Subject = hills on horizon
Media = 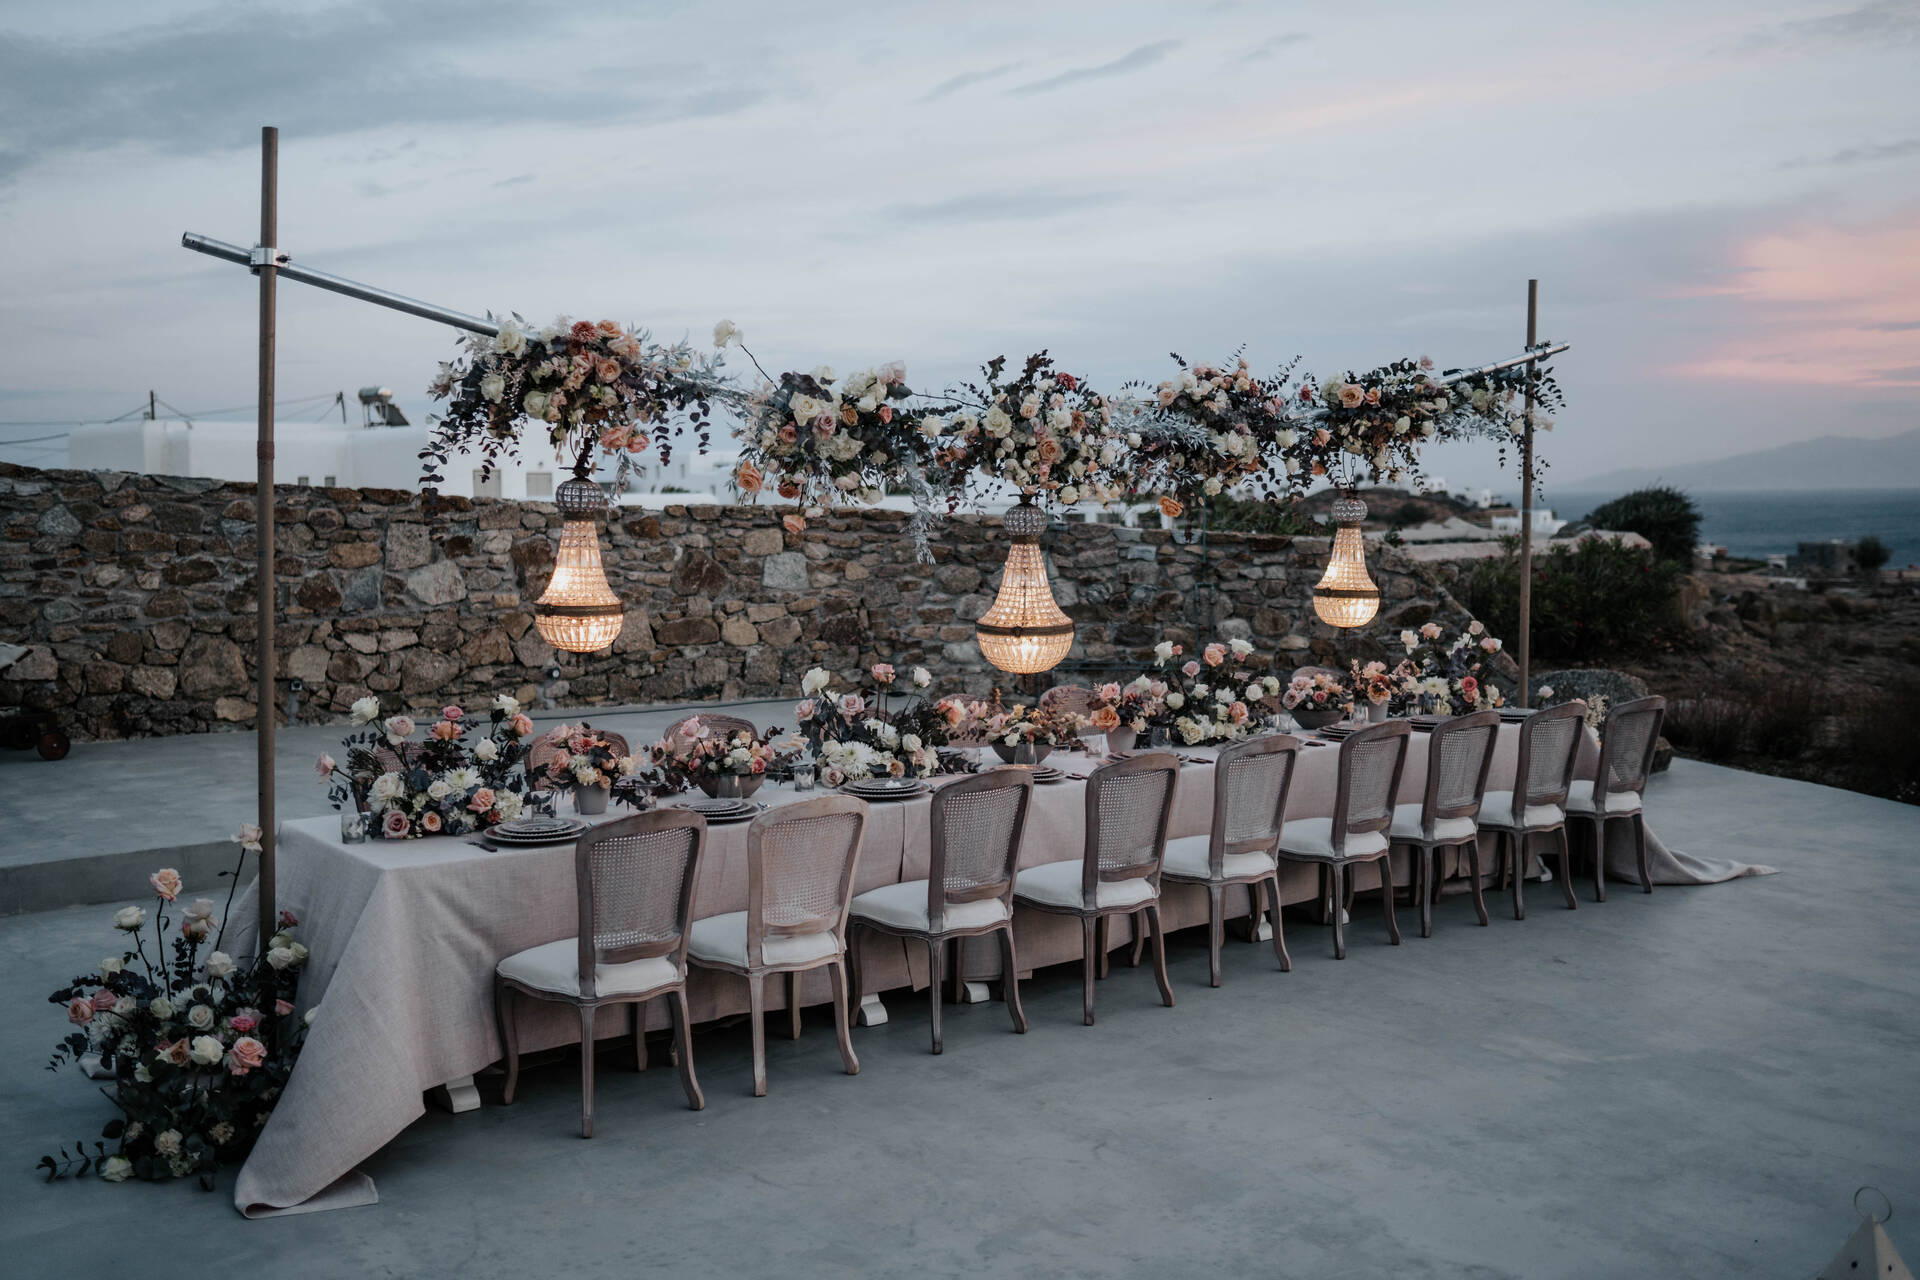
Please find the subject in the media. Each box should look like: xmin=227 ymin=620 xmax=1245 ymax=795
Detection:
xmin=1568 ymin=427 xmax=1920 ymax=493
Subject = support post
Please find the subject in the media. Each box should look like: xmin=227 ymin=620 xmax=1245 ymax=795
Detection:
xmin=1517 ymin=279 xmax=1537 ymax=708
xmin=255 ymin=126 xmax=279 ymax=941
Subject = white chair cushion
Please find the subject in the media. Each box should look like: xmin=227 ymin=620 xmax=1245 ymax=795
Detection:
xmin=496 ymin=937 xmax=680 ymax=999
xmin=1477 ymin=791 xmax=1565 ymax=830
xmin=686 ymin=911 xmax=841 ymax=969
xmin=849 ymin=879 xmax=1011 ymax=933
xmin=1160 ymin=834 xmax=1277 ymax=881
xmin=1013 ymin=859 xmax=1158 ymax=910
xmin=1565 ymin=779 xmax=1642 ymax=816
xmin=1388 ymin=804 xmax=1479 ymax=844
xmin=1277 ymin=817 xmax=1388 ymax=861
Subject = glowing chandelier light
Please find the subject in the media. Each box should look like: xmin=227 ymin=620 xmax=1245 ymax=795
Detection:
xmin=975 ymin=499 xmax=1075 ymax=675
xmin=533 ymin=466 xmax=625 ymax=653
xmin=1311 ymin=492 xmax=1381 ymax=629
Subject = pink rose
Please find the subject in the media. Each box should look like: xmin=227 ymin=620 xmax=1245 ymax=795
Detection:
xmin=546 ymin=726 xmax=572 ymax=746
xmin=838 ymin=693 xmax=864 ymax=717
xmin=315 ymin=753 xmax=336 ymax=778
xmin=870 ymin=663 xmax=895 ymax=685
xmin=227 ymin=1036 xmax=267 ymax=1076
xmin=1364 ymin=387 xmax=1381 ymax=407
xmin=1182 ymin=661 xmax=1202 ymax=678
xmin=383 ymin=715 xmax=415 ymax=740
xmin=382 ymin=810 xmax=411 ymax=839
xmin=469 ymin=788 xmax=496 ymax=813
xmin=1311 ymin=690 xmax=1327 ymax=704
xmin=149 ymin=868 xmax=182 ymax=901
xmin=229 ymin=1011 xmax=260 ymax=1034
xmin=1098 ymin=682 xmax=1121 ymax=701
xmin=68 ymin=996 xmax=94 ymax=1026
xmin=1460 ymin=676 xmax=1478 ymax=699
xmin=441 ymin=706 xmax=463 ymax=721
xmin=1229 ymin=701 xmax=1249 ymax=723
xmin=1203 ymin=644 xmax=1226 ymax=667
xmin=278 ymin=909 xmax=299 ymax=928
xmin=794 ymin=699 xmax=816 ymax=721
xmin=275 ymin=999 xmax=294 ymax=1017
xmin=749 ymin=757 xmax=767 ymax=774
xmin=92 ymin=988 xmax=118 ymax=1012
xmin=420 ymin=811 xmax=443 ymax=833
xmin=510 ymin=714 xmax=534 ymax=737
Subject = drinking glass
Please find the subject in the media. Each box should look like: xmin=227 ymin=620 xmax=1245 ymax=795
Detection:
xmin=340 ymin=809 xmax=368 ymax=844
xmin=792 ymin=761 xmax=817 ymax=792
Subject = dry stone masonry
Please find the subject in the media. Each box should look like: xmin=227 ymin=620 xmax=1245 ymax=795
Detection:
xmin=0 ymin=462 xmax=1494 ymax=740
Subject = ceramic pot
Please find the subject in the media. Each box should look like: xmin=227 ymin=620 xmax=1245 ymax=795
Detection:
xmin=699 ymin=773 xmax=765 ymax=800
xmin=992 ymin=742 xmax=1055 ymax=767
xmin=1105 ymin=727 xmax=1138 ymax=755
xmin=1290 ymin=704 xmax=1345 ymax=731
xmin=573 ymin=784 xmax=609 ymax=816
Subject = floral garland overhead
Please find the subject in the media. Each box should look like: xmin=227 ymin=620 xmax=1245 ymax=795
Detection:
xmin=417 ymin=314 xmax=1563 ymax=523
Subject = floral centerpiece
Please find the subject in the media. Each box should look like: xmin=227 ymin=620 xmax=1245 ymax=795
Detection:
xmin=974 ymin=693 xmax=1081 ymax=763
xmin=649 ymin=719 xmax=798 ymax=799
xmin=1132 ymin=637 xmax=1273 ymax=745
xmin=42 ymin=828 xmax=313 ymax=1187
xmin=1281 ymin=671 xmax=1353 ymax=729
xmin=929 ymin=353 xmax=1127 ymax=511
xmin=1127 ymin=352 xmax=1301 ymax=516
xmin=531 ymin=722 xmax=644 ymax=812
xmin=732 ymin=359 xmax=929 ymax=535
xmin=419 ymin=315 xmax=735 ymax=496
xmin=320 ymin=694 xmax=535 ymax=837
xmin=1386 ymin=621 xmax=1509 ymax=715
xmin=794 ymin=663 xmax=958 ymax=782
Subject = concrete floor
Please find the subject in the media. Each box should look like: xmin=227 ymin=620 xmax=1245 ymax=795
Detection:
xmin=1 ymin=759 xmax=1915 ymax=1278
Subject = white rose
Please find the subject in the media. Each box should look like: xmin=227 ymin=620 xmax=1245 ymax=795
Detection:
xmin=1166 ymin=692 xmax=1186 ymax=710
xmin=371 ymin=773 xmax=406 ymax=805
xmin=203 ymin=950 xmax=234 ymax=979
xmin=113 ymin=906 xmax=144 ymax=932
xmin=801 ymin=667 xmax=831 ymax=696
xmin=984 ymin=406 xmax=1013 ymax=437
xmin=495 ymin=791 xmax=523 ymax=820
xmin=427 ymin=779 xmax=452 ymax=801
xmin=1468 ymin=620 xmax=1484 ymax=635
xmin=267 ymin=946 xmax=297 ymax=970
xmin=713 ymin=318 xmax=741 ymax=348
xmin=474 ymin=738 xmax=499 ymax=762
xmin=187 ymin=1004 xmax=216 ymax=1031
xmin=1153 ymin=641 xmax=1175 ymax=663
xmin=149 ymin=996 xmax=175 ymax=1020
xmin=910 ymin=666 xmax=931 ymax=688
xmin=114 ymin=996 xmax=137 ymax=1016
xmin=99 ymin=956 xmax=124 ymax=977
xmin=189 ymin=1035 xmax=224 ymax=1065
xmin=479 ymin=372 xmax=506 ymax=404
xmin=350 ymin=695 xmax=381 ymax=724
xmin=100 ymin=1156 xmax=133 ymax=1182
xmin=1230 ymin=638 xmax=1254 ymax=657
xmin=1246 ymin=684 xmax=1264 ymax=701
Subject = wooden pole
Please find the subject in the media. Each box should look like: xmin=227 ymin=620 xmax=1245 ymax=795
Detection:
xmin=1517 ymin=279 xmax=1537 ymax=708
xmin=255 ymin=126 xmax=279 ymax=941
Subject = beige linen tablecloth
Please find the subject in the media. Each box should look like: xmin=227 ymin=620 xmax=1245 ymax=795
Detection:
xmin=228 ymin=722 xmax=1763 ymax=1215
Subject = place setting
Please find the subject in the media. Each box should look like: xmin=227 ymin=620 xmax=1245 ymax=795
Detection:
xmin=663 ymin=795 xmax=767 ymax=824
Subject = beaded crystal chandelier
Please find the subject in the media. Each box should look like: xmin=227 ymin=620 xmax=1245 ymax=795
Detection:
xmin=975 ymin=500 xmax=1074 ymax=675
xmin=1311 ymin=492 xmax=1380 ymax=629
xmin=533 ymin=466 xmax=624 ymax=653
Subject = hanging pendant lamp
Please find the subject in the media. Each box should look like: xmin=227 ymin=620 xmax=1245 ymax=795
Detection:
xmin=1311 ymin=491 xmax=1380 ymax=629
xmin=975 ymin=499 xmax=1074 ymax=675
xmin=533 ymin=461 xmax=624 ymax=653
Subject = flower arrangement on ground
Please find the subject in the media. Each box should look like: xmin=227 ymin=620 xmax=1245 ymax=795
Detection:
xmin=420 ymin=314 xmax=734 ymax=496
xmin=929 ymin=353 xmax=1126 ymax=510
xmin=1127 ymin=352 xmax=1301 ymax=516
xmin=793 ymin=664 xmax=957 ymax=781
xmin=320 ymin=694 xmax=534 ymax=837
xmin=1387 ymin=621 xmax=1509 ymax=715
xmin=42 ymin=828 xmax=313 ymax=1188
xmin=733 ymin=360 xmax=928 ymax=534
xmin=650 ymin=719 xmax=799 ymax=794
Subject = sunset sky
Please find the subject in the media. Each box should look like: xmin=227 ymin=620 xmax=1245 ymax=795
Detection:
xmin=1 ymin=0 xmax=1916 ymax=494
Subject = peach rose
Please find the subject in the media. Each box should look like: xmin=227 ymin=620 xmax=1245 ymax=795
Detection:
xmin=149 ymin=868 xmax=183 ymax=901
xmin=227 ymin=1036 xmax=267 ymax=1075
xmin=736 ymin=461 xmax=764 ymax=493
xmin=1159 ymin=495 xmax=1184 ymax=519
xmin=1203 ymin=643 xmax=1226 ymax=667
xmin=783 ymin=513 xmax=807 ymax=535
xmin=67 ymin=996 xmax=93 ymax=1025
xmin=420 ymin=811 xmax=443 ymax=833
xmin=430 ymin=720 xmax=460 ymax=741
xmin=509 ymin=714 xmax=534 ymax=737
xmin=777 ymin=478 xmax=801 ymax=499
xmin=1338 ymin=384 xmax=1366 ymax=409
xmin=469 ymin=788 xmax=496 ymax=813
xmin=1090 ymin=706 xmax=1121 ymax=731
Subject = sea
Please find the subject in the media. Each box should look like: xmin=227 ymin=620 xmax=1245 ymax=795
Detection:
xmin=1534 ymin=488 xmax=1920 ymax=569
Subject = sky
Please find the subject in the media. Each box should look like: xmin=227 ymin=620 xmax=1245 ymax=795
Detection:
xmin=1 ymin=0 xmax=1917 ymax=497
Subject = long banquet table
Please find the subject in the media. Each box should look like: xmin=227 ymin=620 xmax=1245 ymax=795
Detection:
xmin=228 ymin=721 xmax=1759 ymax=1215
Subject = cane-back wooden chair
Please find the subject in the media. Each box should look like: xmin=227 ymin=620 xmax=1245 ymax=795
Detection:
xmin=1275 ymin=719 xmax=1410 ymax=959
xmin=1565 ymin=695 xmax=1665 ymax=900
xmin=1477 ymin=700 xmax=1586 ymax=920
xmin=1387 ymin=710 xmax=1500 ymax=937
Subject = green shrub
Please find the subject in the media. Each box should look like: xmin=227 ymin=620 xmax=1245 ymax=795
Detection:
xmin=1585 ymin=486 xmax=1700 ymax=564
xmin=1461 ymin=536 xmax=1683 ymax=661
xmin=1856 ymin=534 xmax=1891 ymax=573
xmin=1201 ymin=493 xmax=1317 ymax=536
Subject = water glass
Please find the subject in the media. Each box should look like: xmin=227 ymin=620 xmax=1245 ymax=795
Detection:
xmin=792 ymin=761 xmax=817 ymax=792
xmin=340 ymin=809 xmax=368 ymax=844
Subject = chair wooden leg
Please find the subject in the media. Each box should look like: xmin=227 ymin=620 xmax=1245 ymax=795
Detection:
xmin=1634 ymin=814 xmax=1652 ymax=893
xmin=747 ymin=974 xmax=768 ymax=1097
xmin=951 ymin=936 xmax=967 ymax=1006
xmin=1081 ymin=916 xmax=1098 ymax=1026
xmin=1206 ymin=883 xmax=1224 ymax=988
xmin=578 ymin=1004 xmax=597 ymax=1138
xmin=997 ymin=926 xmax=1027 ymax=1034
xmin=1585 ymin=817 xmax=1607 ymax=902
xmin=494 ymin=979 xmax=519 ymax=1105
xmin=1329 ymin=862 xmax=1347 ymax=959
xmin=1268 ymin=873 xmax=1292 ymax=972
xmin=632 ymin=1000 xmax=647 ymax=1072
xmin=1147 ymin=904 xmax=1175 ymax=1008
xmin=847 ymin=926 xmax=864 ymax=1010
xmin=670 ymin=987 xmax=704 ymax=1111
xmin=1343 ymin=867 xmax=1357 ymax=916
xmin=1129 ymin=911 xmax=1146 ymax=967
xmin=1096 ymin=915 xmax=1110 ymax=980
xmin=1467 ymin=838 xmax=1490 ymax=926
xmin=1419 ymin=846 xmax=1435 ymax=939
xmin=1556 ymin=827 xmax=1578 ymax=910
xmin=926 ymin=934 xmax=945 ymax=1056
xmin=1379 ymin=857 xmax=1401 ymax=945
xmin=1246 ymin=881 xmax=1265 ymax=942
xmin=1510 ymin=832 xmax=1527 ymax=921
xmin=787 ymin=971 xmax=803 ymax=1040
xmin=830 ymin=960 xmax=859 ymax=1076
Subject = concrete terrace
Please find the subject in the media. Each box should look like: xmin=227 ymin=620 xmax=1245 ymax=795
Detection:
xmin=1 ymin=756 xmax=1915 ymax=1278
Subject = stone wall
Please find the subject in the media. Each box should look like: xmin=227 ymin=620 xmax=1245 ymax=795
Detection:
xmin=0 ymin=462 xmax=1492 ymax=740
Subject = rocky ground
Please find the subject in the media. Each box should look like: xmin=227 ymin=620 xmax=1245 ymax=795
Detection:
xmin=1598 ymin=570 xmax=1920 ymax=803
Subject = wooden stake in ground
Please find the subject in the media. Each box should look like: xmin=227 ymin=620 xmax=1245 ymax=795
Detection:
xmin=1518 ymin=278 xmax=1538 ymax=708
xmin=255 ymin=125 xmax=279 ymax=940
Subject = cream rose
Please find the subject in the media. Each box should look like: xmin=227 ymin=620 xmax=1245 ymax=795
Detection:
xmin=189 ymin=1035 xmax=225 ymax=1065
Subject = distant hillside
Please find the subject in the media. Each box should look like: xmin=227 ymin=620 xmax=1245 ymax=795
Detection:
xmin=1572 ymin=427 xmax=1920 ymax=492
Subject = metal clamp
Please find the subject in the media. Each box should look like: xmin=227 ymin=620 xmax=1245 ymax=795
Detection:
xmin=248 ymin=244 xmax=289 ymax=271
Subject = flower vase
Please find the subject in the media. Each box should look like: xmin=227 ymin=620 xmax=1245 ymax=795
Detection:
xmin=1106 ymin=727 xmax=1137 ymax=755
xmin=1366 ymin=700 xmax=1387 ymax=723
xmin=992 ymin=743 xmax=1055 ymax=767
xmin=1148 ymin=726 xmax=1171 ymax=749
xmin=699 ymin=773 xmax=764 ymax=801
xmin=573 ymin=784 xmax=609 ymax=816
